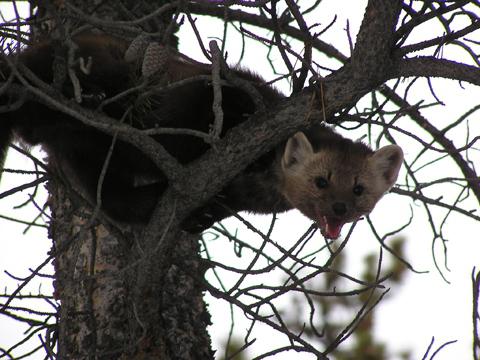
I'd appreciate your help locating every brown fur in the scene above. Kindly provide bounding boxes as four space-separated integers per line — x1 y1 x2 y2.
0 34 403 236
280 130 403 238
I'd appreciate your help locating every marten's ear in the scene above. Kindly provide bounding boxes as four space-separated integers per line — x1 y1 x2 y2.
370 145 404 190
282 132 313 170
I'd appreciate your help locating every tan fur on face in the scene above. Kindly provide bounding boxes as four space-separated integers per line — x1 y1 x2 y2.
280 130 403 228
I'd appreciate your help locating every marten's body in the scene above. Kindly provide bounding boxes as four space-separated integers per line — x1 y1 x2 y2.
0 34 403 238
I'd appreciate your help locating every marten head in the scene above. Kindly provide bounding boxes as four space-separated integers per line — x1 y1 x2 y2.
280 131 403 239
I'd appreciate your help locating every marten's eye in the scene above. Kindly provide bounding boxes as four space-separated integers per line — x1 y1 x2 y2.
315 177 329 189
353 185 364 196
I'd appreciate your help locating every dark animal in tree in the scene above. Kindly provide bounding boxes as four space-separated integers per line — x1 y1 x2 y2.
0 34 403 238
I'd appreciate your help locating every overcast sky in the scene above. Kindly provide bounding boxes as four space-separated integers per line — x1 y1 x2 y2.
0 1 479 359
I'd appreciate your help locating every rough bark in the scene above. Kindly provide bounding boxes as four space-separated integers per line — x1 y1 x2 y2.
36 1 406 356
32 1 213 358
48 176 132 358
15 0 479 358
48 175 212 359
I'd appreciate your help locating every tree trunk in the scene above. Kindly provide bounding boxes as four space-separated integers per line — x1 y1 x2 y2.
48 167 212 360
30 1 213 358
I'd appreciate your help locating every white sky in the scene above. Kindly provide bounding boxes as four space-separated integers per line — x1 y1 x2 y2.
0 1 479 359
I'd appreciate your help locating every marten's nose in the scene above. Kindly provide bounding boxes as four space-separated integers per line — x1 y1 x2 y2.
332 202 347 216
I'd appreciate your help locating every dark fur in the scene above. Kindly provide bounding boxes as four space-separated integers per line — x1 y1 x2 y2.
0 34 296 230
0 34 378 232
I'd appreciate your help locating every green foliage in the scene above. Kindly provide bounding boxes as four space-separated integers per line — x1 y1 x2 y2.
325 237 411 359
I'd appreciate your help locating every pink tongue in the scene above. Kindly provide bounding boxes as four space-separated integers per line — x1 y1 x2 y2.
325 219 343 239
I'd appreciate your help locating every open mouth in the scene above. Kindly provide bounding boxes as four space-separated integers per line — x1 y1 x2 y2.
317 216 345 239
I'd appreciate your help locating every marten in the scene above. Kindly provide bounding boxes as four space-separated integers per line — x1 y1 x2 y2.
0 34 403 238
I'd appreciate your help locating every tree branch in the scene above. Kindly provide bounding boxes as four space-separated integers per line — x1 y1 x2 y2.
393 57 480 86
398 18 480 56
351 0 402 84
186 2 347 61
379 85 480 206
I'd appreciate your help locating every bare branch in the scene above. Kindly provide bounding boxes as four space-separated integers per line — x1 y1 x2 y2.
394 57 480 86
